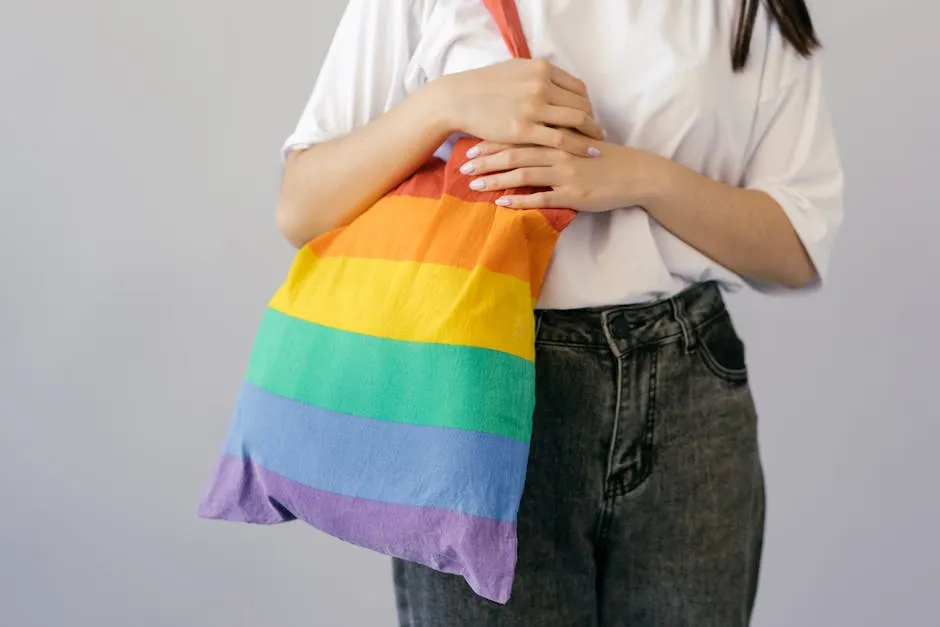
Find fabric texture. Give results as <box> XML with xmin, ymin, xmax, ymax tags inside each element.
<box><xmin>394</xmin><ymin>281</ymin><xmax>766</xmax><ymax>626</ymax></box>
<box><xmin>197</xmin><ymin>0</ymin><xmax>568</xmax><ymax>604</ymax></box>
<box><xmin>282</xmin><ymin>0</ymin><xmax>844</xmax><ymax>308</ymax></box>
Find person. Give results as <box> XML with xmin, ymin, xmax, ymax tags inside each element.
<box><xmin>275</xmin><ymin>0</ymin><xmax>844</xmax><ymax>625</ymax></box>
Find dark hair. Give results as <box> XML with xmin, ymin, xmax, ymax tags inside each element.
<box><xmin>732</xmin><ymin>0</ymin><xmax>820</xmax><ymax>71</ymax></box>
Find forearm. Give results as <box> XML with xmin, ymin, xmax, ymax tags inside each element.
<box><xmin>276</xmin><ymin>84</ymin><xmax>452</xmax><ymax>248</ymax></box>
<box><xmin>640</xmin><ymin>155</ymin><xmax>818</xmax><ymax>289</ymax></box>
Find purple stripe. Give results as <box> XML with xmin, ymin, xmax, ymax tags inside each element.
<box><xmin>198</xmin><ymin>455</ymin><xmax>517</xmax><ymax>604</ymax></box>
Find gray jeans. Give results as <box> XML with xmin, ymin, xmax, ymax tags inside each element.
<box><xmin>393</xmin><ymin>281</ymin><xmax>765</xmax><ymax>626</ymax></box>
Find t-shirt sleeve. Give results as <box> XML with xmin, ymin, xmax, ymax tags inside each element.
<box><xmin>741</xmin><ymin>51</ymin><xmax>845</xmax><ymax>291</ymax></box>
<box><xmin>281</xmin><ymin>0</ymin><xmax>423</xmax><ymax>160</ymax></box>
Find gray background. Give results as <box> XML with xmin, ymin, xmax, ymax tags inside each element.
<box><xmin>1</xmin><ymin>0</ymin><xmax>936</xmax><ymax>625</ymax></box>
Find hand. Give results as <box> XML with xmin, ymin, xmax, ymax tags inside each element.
<box><xmin>433</xmin><ymin>59</ymin><xmax>605</xmax><ymax>158</ymax></box>
<box><xmin>458</xmin><ymin>139</ymin><xmax>672</xmax><ymax>212</ymax></box>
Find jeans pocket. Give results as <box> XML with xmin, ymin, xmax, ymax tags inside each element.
<box><xmin>695</xmin><ymin>310</ymin><xmax>749</xmax><ymax>385</ymax></box>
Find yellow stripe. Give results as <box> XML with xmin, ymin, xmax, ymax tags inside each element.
<box><xmin>269</xmin><ymin>247</ymin><xmax>536</xmax><ymax>361</ymax></box>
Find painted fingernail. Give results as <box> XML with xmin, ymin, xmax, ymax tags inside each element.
<box><xmin>588</xmin><ymin>147</ymin><xmax>602</xmax><ymax>157</ymax></box>
<box><xmin>466</xmin><ymin>146</ymin><xmax>481</xmax><ymax>158</ymax></box>
<box><xmin>460</xmin><ymin>162</ymin><xmax>475</xmax><ymax>175</ymax></box>
<box><xmin>496</xmin><ymin>197</ymin><xmax>512</xmax><ymax>207</ymax></box>
<box><xmin>470</xmin><ymin>179</ymin><xmax>485</xmax><ymax>190</ymax></box>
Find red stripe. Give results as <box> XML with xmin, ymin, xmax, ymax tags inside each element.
<box><xmin>483</xmin><ymin>0</ymin><xmax>532</xmax><ymax>59</ymax></box>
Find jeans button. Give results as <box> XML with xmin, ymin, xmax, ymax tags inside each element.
<box><xmin>610</xmin><ymin>313</ymin><xmax>632</xmax><ymax>338</ymax></box>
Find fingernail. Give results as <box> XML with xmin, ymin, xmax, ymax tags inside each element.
<box><xmin>588</xmin><ymin>147</ymin><xmax>601</xmax><ymax>157</ymax></box>
<box><xmin>496</xmin><ymin>197</ymin><xmax>512</xmax><ymax>207</ymax></box>
<box><xmin>460</xmin><ymin>162</ymin><xmax>475</xmax><ymax>175</ymax></box>
<box><xmin>466</xmin><ymin>146</ymin><xmax>481</xmax><ymax>158</ymax></box>
<box><xmin>470</xmin><ymin>179</ymin><xmax>485</xmax><ymax>190</ymax></box>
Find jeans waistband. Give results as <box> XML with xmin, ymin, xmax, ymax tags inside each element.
<box><xmin>535</xmin><ymin>281</ymin><xmax>728</xmax><ymax>354</ymax></box>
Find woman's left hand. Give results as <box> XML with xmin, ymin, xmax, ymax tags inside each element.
<box><xmin>460</xmin><ymin>139</ymin><xmax>673</xmax><ymax>212</ymax></box>
<box><xmin>462</xmin><ymin>136</ymin><xmax>820</xmax><ymax>289</ymax></box>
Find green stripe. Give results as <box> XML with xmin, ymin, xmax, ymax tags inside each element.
<box><xmin>245</xmin><ymin>308</ymin><xmax>535</xmax><ymax>442</ymax></box>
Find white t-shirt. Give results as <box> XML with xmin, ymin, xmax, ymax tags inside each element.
<box><xmin>282</xmin><ymin>0</ymin><xmax>845</xmax><ymax>309</ymax></box>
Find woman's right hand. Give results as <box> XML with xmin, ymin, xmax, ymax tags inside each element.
<box><xmin>432</xmin><ymin>59</ymin><xmax>604</xmax><ymax>157</ymax></box>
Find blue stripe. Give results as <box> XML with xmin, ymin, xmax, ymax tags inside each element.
<box><xmin>223</xmin><ymin>382</ymin><xmax>530</xmax><ymax>522</ymax></box>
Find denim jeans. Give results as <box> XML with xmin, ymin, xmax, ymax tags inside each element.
<box><xmin>393</xmin><ymin>281</ymin><xmax>765</xmax><ymax>626</ymax></box>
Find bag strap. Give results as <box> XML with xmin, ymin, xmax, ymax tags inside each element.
<box><xmin>482</xmin><ymin>0</ymin><xmax>532</xmax><ymax>59</ymax></box>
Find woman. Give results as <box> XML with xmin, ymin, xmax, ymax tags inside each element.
<box><xmin>276</xmin><ymin>0</ymin><xmax>843</xmax><ymax>625</ymax></box>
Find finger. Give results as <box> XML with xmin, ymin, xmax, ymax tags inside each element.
<box><xmin>525</xmin><ymin>125</ymin><xmax>602</xmax><ymax>157</ymax></box>
<box><xmin>495</xmin><ymin>191</ymin><xmax>568</xmax><ymax>209</ymax></box>
<box><xmin>548</xmin><ymin>65</ymin><xmax>588</xmax><ymax>97</ymax></box>
<box><xmin>469</xmin><ymin>167</ymin><xmax>556</xmax><ymax>192</ymax></box>
<box><xmin>463</xmin><ymin>147</ymin><xmax>559</xmax><ymax>176</ymax></box>
<box><xmin>537</xmin><ymin>105</ymin><xmax>605</xmax><ymax>141</ymax></box>
<box><xmin>546</xmin><ymin>82</ymin><xmax>594</xmax><ymax>116</ymax></box>
<box><xmin>466</xmin><ymin>142</ymin><xmax>514</xmax><ymax>159</ymax></box>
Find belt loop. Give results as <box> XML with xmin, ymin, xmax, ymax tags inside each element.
<box><xmin>669</xmin><ymin>296</ymin><xmax>697</xmax><ymax>355</ymax></box>
<box><xmin>600</xmin><ymin>309</ymin><xmax>625</xmax><ymax>358</ymax></box>
<box><xmin>534</xmin><ymin>310</ymin><xmax>543</xmax><ymax>341</ymax></box>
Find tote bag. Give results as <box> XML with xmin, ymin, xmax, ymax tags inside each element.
<box><xmin>197</xmin><ymin>0</ymin><xmax>574</xmax><ymax>604</ymax></box>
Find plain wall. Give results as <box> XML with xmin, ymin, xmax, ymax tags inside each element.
<box><xmin>2</xmin><ymin>1</ymin><xmax>937</xmax><ymax>625</ymax></box>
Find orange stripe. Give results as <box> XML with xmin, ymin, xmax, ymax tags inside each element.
<box><xmin>391</xmin><ymin>137</ymin><xmax>576</xmax><ymax>233</ymax></box>
<box><xmin>308</xmin><ymin>193</ymin><xmax>561</xmax><ymax>298</ymax></box>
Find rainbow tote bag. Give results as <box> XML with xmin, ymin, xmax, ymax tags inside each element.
<box><xmin>197</xmin><ymin>0</ymin><xmax>574</xmax><ymax>604</ymax></box>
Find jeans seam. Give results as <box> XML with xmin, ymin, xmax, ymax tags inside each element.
<box><xmin>693</xmin><ymin>306</ymin><xmax>731</xmax><ymax>332</ymax></box>
<box><xmin>606</xmin><ymin>348</ymin><xmax>659</xmax><ymax>499</ymax></box>
<box><xmin>643</xmin><ymin>346</ymin><xmax>659</xmax><ymax>477</ymax></box>
<box><xmin>533</xmin><ymin>341</ymin><xmax>613</xmax><ymax>351</ymax></box>
<box><xmin>535</xmin><ymin>334</ymin><xmax>681</xmax><ymax>351</ymax></box>
<box><xmin>594</xmin><ymin>496</ymin><xmax>614</xmax><ymax>547</ymax></box>
<box><xmin>603</xmin><ymin>347</ymin><xmax>625</xmax><ymax>490</ymax></box>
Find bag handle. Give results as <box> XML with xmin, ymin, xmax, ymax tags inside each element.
<box><xmin>482</xmin><ymin>0</ymin><xmax>532</xmax><ymax>59</ymax></box>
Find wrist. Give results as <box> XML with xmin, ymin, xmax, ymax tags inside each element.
<box><xmin>416</xmin><ymin>78</ymin><xmax>461</xmax><ymax>138</ymax></box>
<box><xmin>632</xmin><ymin>151</ymin><xmax>682</xmax><ymax>214</ymax></box>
